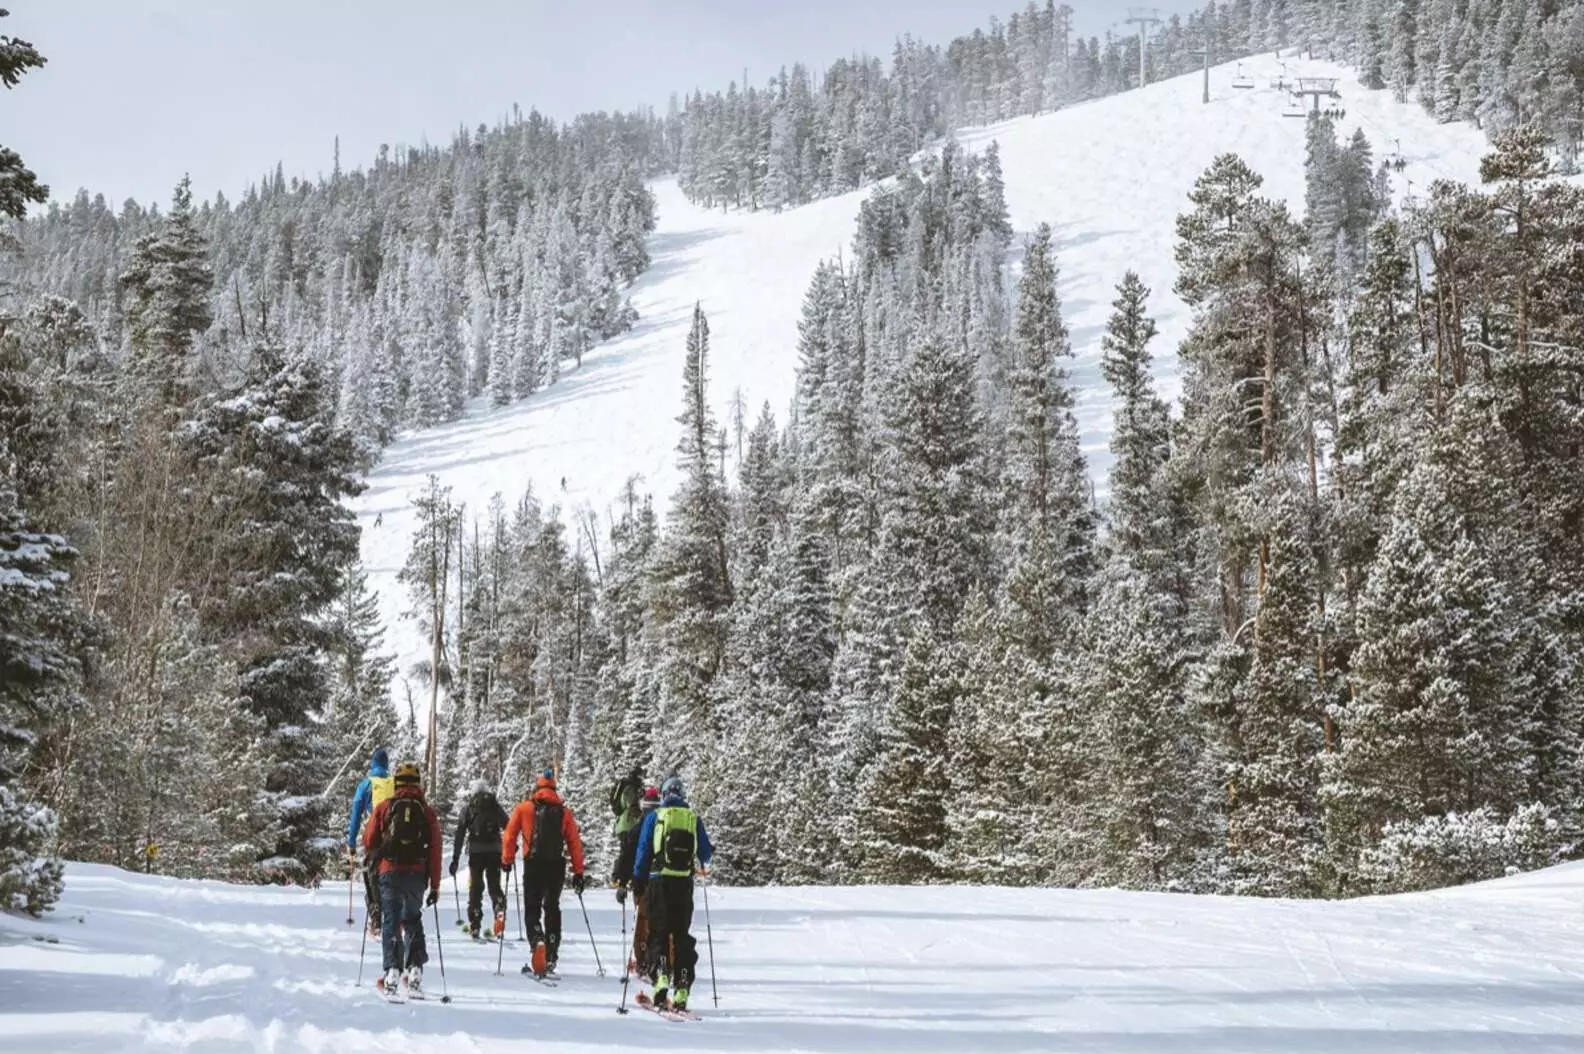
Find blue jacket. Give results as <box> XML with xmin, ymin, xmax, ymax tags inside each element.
<box><xmin>347</xmin><ymin>759</ymin><xmax>390</xmax><ymax>849</ymax></box>
<box><xmin>633</xmin><ymin>794</ymin><xmax>712</xmax><ymax>879</ymax></box>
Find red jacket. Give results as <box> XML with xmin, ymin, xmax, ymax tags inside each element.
<box><xmin>501</xmin><ymin>787</ymin><xmax>586</xmax><ymax>875</ymax></box>
<box><xmin>362</xmin><ymin>786</ymin><xmax>443</xmax><ymax>891</ymax></box>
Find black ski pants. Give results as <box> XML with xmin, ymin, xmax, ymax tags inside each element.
<box><xmin>466</xmin><ymin>853</ymin><xmax>505</xmax><ymax>930</ymax></box>
<box><xmin>521</xmin><ymin>857</ymin><xmax>566</xmax><ymax>960</ymax></box>
<box><xmin>644</xmin><ymin>875</ymin><xmax>697</xmax><ymax>989</ymax></box>
<box><xmin>612</xmin><ymin>825</ymin><xmax>641</xmax><ymax>887</ymax></box>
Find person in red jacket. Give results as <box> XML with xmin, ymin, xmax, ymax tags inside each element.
<box><xmin>362</xmin><ymin>761</ymin><xmax>443</xmax><ymax>997</ymax></box>
<box><xmin>502</xmin><ymin>769</ymin><xmax>586</xmax><ymax>976</ymax></box>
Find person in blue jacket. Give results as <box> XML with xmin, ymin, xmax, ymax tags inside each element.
<box><xmin>347</xmin><ymin>748</ymin><xmax>394</xmax><ymax>936</ymax></box>
<box><xmin>633</xmin><ymin>775</ymin><xmax>712</xmax><ymax>1012</ymax></box>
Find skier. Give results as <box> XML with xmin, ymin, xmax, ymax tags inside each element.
<box><xmin>609</xmin><ymin>764</ymin><xmax>644</xmax><ymax>896</ymax></box>
<box><xmin>501</xmin><ymin>769</ymin><xmax>587</xmax><ymax>976</ymax></box>
<box><xmin>449</xmin><ymin>778</ymin><xmax>509</xmax><ymax>938</ymax></box>
<box><xmin>630</xmin><ymin>785</ymin><xmax>661</xmax><ymax>980</ymax></box>
<box><xmin>362</xmin><ymin>761</ymin><xmax>443</xmax><ymax>998</ymax></box>
<box><xmin>346</xmin><ymin>747</ymin><xmax>394</xmax><ymax>937</ymax></box>
<box><xmin>633</xmin><ymin>775</ymin><xmax>712</xmax><ymax>1012</ymax></box>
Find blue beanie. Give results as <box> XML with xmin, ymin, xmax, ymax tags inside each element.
<box><xmin>372</xmin><ymin>747</ymin><xmax>389</xmax><ymax>769</ymax></box>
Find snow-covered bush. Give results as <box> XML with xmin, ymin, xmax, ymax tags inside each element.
<box><xmin>1359</xmin><ymin>805</ymin><xmax>1566</xmax><ymax>894</ymax></box>
<box><xmin>0</xmin><ymin>784</ymin><xmax>64</xmax><ymax>916</ymax></box>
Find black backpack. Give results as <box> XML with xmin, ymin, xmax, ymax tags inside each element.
<box><xmin>382</xmin><ymin>797</ymin><xmax>431</xmax><ymax>867</ymax></box>
<box><xmin>529</xmin><ymin>801</ymin><xmax>565</xmax><ymax>861</ymax></box>
<box><xmin>608</xmin><ymin>775</ymin><xmax>637</xmax><ymax>818</ymax></box>
<box><xmin>467</xmin><ymin>792</ymin><xmax>503</xmax><ymax>845</ymax></box>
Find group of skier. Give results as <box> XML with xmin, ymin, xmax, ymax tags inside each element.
<box><xmin>345</xmin><ymin>747</ymin><xmax>712</xmax><ymax>1012</ymax></box>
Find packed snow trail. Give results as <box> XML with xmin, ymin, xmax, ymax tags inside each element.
<box><xmin>4</xmin><ymin>862</ymin><xmax>1584</xmax><ymax>1052</ymax></box>
<box><xmin>352</xmin><ymin>52</ymin><xmax>1493</xmax><ymax>715</ymax></box>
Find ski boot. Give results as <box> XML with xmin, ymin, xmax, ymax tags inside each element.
<box><xmin>529</xmin><ymin>941</ymin><xmax>548</xmax><ymax>978</ymax></box>
<box><xmin>404</xmin><ymin>965</ymin><xmax>425</xmax><ymax>999</ymax></box>
<box><xmin>652</xmin><ymin>971</ymin><xmax>671</xmax><ymax>1009</ymax></box>
<box><xmin>493</xmin><ymin>910</ymin><xmax>506</xmax><ymax>938</ymax></box>
<box><xmin>672</xmin><ymin>986</ymin><xmax>690</xmax><ymax>1012</ymax></box>
<box><xmin>377</xmin><ymin>967</ymin><xmax>401</xmax><ymax>994</ymax></box>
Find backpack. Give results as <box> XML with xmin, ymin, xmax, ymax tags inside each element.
<box><xmin>608</xmin><ymin>775</ymin><xmax>637</xmax><ymax>818</ymax></box>
<box><xmin>358</xmin><ymin>775</ymin><xmax>396</xmax><ymax>839</ymax></box>
<box><xmin>467</xmin><ymin>793</ymin><xmax>502</xmax><ymax>844</ymax></box>
<box><xmin>654</xmin><ymin>805</ymin><xmax>697</xmax><ymax>877</ymax></box>
<box><xmin>381</xmin><ymin>796</ymin><xmax>431</xmax><ymax>867</ymax></box>
<box><xmin>529</xmin><ymin>801</ymin><xmax>565</xmax><ymax>861</ymax></box>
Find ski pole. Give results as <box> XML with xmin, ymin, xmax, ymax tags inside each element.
<box><xmin>452</xmin><ymin>872</ymin><xmax>462</xmax><ymax>929</ymax></box>
<box><xmin>702</xmin><ymin>874</ymin><xmax>718</xmax><ymax>1008</ymax></box>
<box><xmin>576</xmin><ymin>888</ymin><xmax>605</xmax><ymax>977</ymax></box>
<box><xmin>356</xmin><ymin>906</ymin><xmax>370</xmax><ymax>986</ymax></box>
<box><xmin>516</xmin><ymin>864</ymin><xmax>527</xmax><ymax>942</ymax></box>
<box><xmin>616</xmin><ymin>895</ymin><xmax>631</xmax><ymax>1014</ymax></box>
<box><xmin>430</xmin><ymin>900</ymin><xmax>453</xmax><ymax>1004</ymax></box>
<box><xmin>345</xmin><ymin>855</ymin><xmax>356</xmax><ymax>926</ymax></box>
<box><xmin>495</xmin><ymin>880</ymin><xmax>508</xmax><ymax>977</ymax></box>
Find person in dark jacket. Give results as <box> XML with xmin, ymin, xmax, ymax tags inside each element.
<box><xmin>501</xmin><ymin>770</ymin><xmax>587</xmax><ymax>976</ymax></box>
<box><xmin>450</xmin><ymin>778</ymin><xmax>509</xmax><ymax>937</ymax></box>
<box><xmin>611</xmin><ymin>764</ymin><xmax>644</xmax><ymax>896</ymax></box>
<box><xmin>633</xmin><ymin>775</ymin><xmax>712</xmax><ymax>1011</ymax></box>
<box><xmin>362</xmin><ymin>761</ymin><xmax>443</xmax><ymax>996</ymax></box>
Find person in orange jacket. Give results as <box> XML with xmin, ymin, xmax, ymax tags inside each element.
<box><xmin>362</xmin><ymin>761</ymin><xmax>443</xmax><ymax>997</ymax></box>
<box><xmin>501</xmin><ymin>769</ymin><xmax>586</xmax><ymax>976</ymax></box>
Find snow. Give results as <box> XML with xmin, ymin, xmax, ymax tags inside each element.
<box><xmin>352</xmin><ymin>51</ymin><xmax>1494</xmax><ymax>718</ymax></box>
<box><xmin>4</xmin><ymin>860</ymin><xmax>1584</xmax><ymax>1052</ymax></box>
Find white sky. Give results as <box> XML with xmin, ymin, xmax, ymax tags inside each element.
<box><xmin>5</xmin><ymin>1</ymin><xmax>1204</xmax><ymax>208</ymax></box>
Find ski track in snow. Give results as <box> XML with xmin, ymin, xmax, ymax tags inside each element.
<box><xmin>4</xmin><ymin>861</ymin><xmax>1584</xmax><ymax>1052</ymax></box>
<box><xmin>351</xmin><ymin>52</ymin><xmax>1494</xmax><ymax>723</ymax></box>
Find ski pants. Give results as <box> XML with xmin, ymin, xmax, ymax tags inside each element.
<box><xmin>378</xmin><ymin>871</ymin><xmax>429</xmax><ymax>972</ymax></box>
<box><xmin>520</xmin><ymin>858</ymin><xmax>566</xmax><ymax>960</ymax></box>
<box><xmin>466</xmin><ymin>854</ymin><xmax>506</xmax><ymax>931</ymax></box>
<box><xmin>362</xmin><ymin>860</ymin><xmax>381</xmax><ymax>924</ymax></box>
<box><xmin>632</xmin><ymin>889</ymin><xmax>651</xmax><ymax>975</ymax></box>
<box><xmin>644</xmin><ymin>875</ymin><xmax>697</xmax><ymax>989</ymax></box>
<box><xmin>612</xmin><ymin>825</ymin><xmax>641</xmax><ymax>886</ymax></box>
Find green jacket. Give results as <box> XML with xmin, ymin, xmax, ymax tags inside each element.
<box><xmin>613</xmin><ymin>780</ymin><xmax>642</xmax><ymax>835</ymax></box>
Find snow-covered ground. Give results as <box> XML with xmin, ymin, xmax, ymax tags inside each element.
<box><xmin>4</xmin><ymin>861</ymin><xmax>1584</xmax><ymax>1052</ymax></box>
<box><xmin>352</xmin><ymin>51</ymin><xmax>1492</xmax><ymax>710</ymax></box>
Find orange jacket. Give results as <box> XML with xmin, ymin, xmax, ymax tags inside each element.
<box><xmin>362</xmin><ymin>786</ymin><xmax>443</xmax><ymax>891</ymax></box>
<box><xmin>501</xmin><ymin>787</ymin><xmax>585</xmax><ymax>875</ymax></box>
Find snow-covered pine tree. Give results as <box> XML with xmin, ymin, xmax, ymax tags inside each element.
<box><xmin>647</xmin><ymin>305</ymin><xmax>732</xmax><ymax>776</ymax></box>
<box><xmin>119</xmin><ymin>177</ymin><xmax>213</xmax><ymax>406</ymax></box>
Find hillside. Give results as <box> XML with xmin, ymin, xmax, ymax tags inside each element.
<box><xmin>3</xmin><ymin>859</ymin><xmax>1583</xmax><ymax>1052</ymax></box>
<box><xmin>352</xmin><ymin>51</ymin><xmax>1492</xmax><ymax>707</ymax></box>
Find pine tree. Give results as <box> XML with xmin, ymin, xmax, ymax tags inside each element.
<box><xmin>120</xmin><ymin>177</ymin><xmax>213</xmax><ymax>405</ymax></box>
<box><xmin>1100</xmin><ymin>270</ymin><xmax>1172</xmax><ymax>573</ymax></box>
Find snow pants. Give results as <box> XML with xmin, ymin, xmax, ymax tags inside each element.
<box><xmin>466</xmin><ymin>854</ymin><xmax>505</xmax><ymax>931</ymax></box>
<box><xmin>378</xmin><ymin>871</ymin><xmax>429</xmax><ymax>972</ymax></box>
<box><xmin>361</xmin><ymin>857</ymin><xmax>381</xmax><ymax>926</ymax></box>
<box><xmin>644</xmin><ymin>875</ymin><xmax>697</xmax><ymax>989</ymax></box>
<box><xmin>521</xmin><ymin>858</ymin><xmax>566</xmax><ymax>961</ymax></box>
<box><xmin>612</xmin><ymin>825</ymin><xmax>641</xmax><ymax>886</ymax></box>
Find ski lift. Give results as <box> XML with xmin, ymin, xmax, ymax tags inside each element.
<box><xmin>1283</xmin><ymin>97</ymin><xmax>1308</xmax><ymax>118</ymax></box>
<box><xmin>1385</xmin><ymin>137</ymin><xmax>1409</xmax><ymax>173</ymax></box>
<box><xmin>1232</xmin><ymin>62</ymin><xmax>1255</xmax><ymax>89</ymax></box>
<box><xmin>1270</xmin><ymin>62</ymin><xmax>1289</xmax><ymax>92</ymax></box>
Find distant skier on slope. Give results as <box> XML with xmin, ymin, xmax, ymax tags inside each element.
<box><xmin>346</xmin><ymin>747</ymin><xmax>394</xmax><ymax>937</ymax></box>
<box><xmin>502</xmin><ymin>769</ymin><xmax>588</xmax><ymax>976</ymax></box>
<box><xmin>363</xmin><ymin>761</ymin><xmax>443</xmax><ymax>999</ymax></box>
<box><xmin>634</xmin><ymin>775</ymin><xmax>712</xmax><ymax>1012</ymax></box>
<box><xmin>450</xmin><ymin>778</ymin><xmax>509</xmax><ymax>938</ymax></box>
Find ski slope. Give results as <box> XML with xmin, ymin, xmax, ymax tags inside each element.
<box><xmin>352</xmin><ymin>51</ymin><xmax>1492</xmax><ymax>707</ymax></box>
<box><xmin>4</xmin><ymin>861</ymin><xmax>1584</xmax><ymax>1052</ymax></box>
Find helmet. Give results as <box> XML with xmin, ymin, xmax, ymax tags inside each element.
<box><xmin>372</xmin><ymin>747</ymin><xmax>389</xmax><ymax>770</ymax></box>
<box><xmin>393</xmin><ymin>761</ymin><xmax>422</xmax><ymax>787</ymax></box>
<box><xmin>536</xmin><ymin>769</ymin><xmax>557</xmax><ymax>791</ymax></box>
<box><xmin>660</xmin><ymin>775</ymin><xmax>684</xmax><ymax>800</ymax></box>
<box><xmin>640</xmin><ymin>786</ymin><xmax>660</xmax><ymax>810</ymax></box>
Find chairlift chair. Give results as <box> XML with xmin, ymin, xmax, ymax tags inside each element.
<box><xmin>1232</xmin><ymin>63</ymin><xmax>1255</xmax><ymax>89</ymax></box>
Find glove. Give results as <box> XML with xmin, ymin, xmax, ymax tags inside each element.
<box><xmin>425</xmin><ymin>888</ymin><xmax>438</xmax><ymax>907</ymax></box>
<box><xmin>572</xmin><ymin>873</ymin><xmax>587</xmax><ymax>896</ymax></box>
<box><xmin>502</xmin><ymin>860</ymin><xmax>513</xmax><ymax>874</ymax></box>
<box><xmin>615</xmin><ymin>885</ymin><xmax>628</xmax><ymax>905</ymax></box>
<box><xmin>448</xmin><ymin>860</ymin><xmax>458</xmax><ymax>878</ymax></box>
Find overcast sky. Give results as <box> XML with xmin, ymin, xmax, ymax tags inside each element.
<box><xmin>6</xmin><ymin>1</ymin><xmax>1203</xmax><ymax>209</ymax></box>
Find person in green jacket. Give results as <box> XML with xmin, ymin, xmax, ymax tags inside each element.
<box><xmin>609</xmin><ymin>764</ymin><xmax>644</xmax><ymax>898</ymax></box>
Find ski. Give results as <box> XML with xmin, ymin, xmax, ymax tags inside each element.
<box><xmin>519</xmin><ymin>963</ymin><xmax>559</xmax><ymax>986</ymax></box>
<box><xmin>374</xmin><ymin>981</ymin><xmax>406</xmax><ymax>1005</ymax></box>
<box><xmin>634</xmin><ymin>991</ymin><xmax>701</xmax><ymax>1021</ymax></box>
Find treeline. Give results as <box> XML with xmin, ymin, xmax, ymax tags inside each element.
<box><xmin>6</xmin><ymin>112</ymin><xmax>661</xmax><ymax>457</ymax></box>
<box><xmin>434</xmin><ymin>118</ymin><xmax>1584</xmax><ymax>895</ymax></box>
